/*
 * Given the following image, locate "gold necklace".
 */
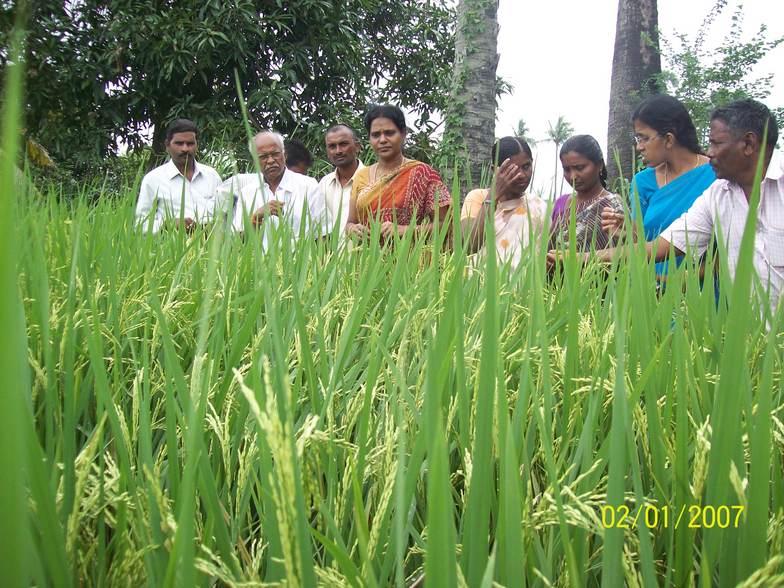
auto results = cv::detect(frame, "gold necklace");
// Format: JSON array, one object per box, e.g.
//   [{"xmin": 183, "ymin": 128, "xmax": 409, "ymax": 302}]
[{"xmin": 374, "ymin": 157, "xmax": 407, "ymax": 181}]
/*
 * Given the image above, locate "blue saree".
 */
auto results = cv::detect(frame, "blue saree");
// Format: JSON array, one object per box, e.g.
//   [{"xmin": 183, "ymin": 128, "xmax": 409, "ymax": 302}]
[{"xmin": 631, "ymin": 163, "xmax": 716, "ymax": 276}]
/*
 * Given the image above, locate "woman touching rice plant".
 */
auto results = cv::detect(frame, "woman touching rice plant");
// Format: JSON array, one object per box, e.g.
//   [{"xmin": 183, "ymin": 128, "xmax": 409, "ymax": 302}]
[
  {"xmin": 549, "ymin": 134, "xmax": 624, "ymax": 251},
  {"xmin": 344, "ymin": 104, "xmax": 452, "ymax": 244},
  {"xmin": 601, "ymin": 94, "xmax": 715, "ymax": 279}
]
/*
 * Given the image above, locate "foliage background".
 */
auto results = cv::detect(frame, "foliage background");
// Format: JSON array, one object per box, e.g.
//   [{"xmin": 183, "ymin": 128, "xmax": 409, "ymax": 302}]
[
  {"xmin": 0, "ymin": 0, "xmax": 455, "ymax": 177},
  {"xmin": 658, "ymin": 0, "xmax": 783, "ymax": 145}
]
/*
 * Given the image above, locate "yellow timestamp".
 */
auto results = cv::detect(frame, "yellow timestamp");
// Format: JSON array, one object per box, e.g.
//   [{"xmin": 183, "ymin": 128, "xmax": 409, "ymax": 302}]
[{"xmin": 600, "ymin": 504, "xmax": 745, "ymax": 530}]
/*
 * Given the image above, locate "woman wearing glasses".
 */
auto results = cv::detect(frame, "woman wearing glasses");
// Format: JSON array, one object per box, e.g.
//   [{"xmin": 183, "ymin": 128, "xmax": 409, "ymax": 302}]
[{"xmin": 601, "ymin": 95, "xmax": 715, "ymax": 277}]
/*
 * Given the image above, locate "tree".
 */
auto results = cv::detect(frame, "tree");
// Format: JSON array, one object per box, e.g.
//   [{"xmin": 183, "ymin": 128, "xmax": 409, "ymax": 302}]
[
  {"xmin": 660, "ymin": 0, "xmax": 783, "ymax": 146},
  {"xmin": 606, "ymin": 0, "xmax": 662, "ymax": 185},
  {"xmin": 0, "ymin": 0, "xmax": 456, "ymax": 176},
  {"xmin": 514, "ymin": 118, "xmax": 537, "ymax": 146},
  {"xmin": 442, "ymin": 0, "xmax": 500, "ymax": 196},
  {"xmin": 546, "ymin": 116, "xmax": 573, "ymax": 198}
]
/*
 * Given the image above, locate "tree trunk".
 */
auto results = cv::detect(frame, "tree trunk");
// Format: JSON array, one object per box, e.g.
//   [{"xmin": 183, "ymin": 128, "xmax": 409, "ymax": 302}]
[
  {"xmin": 607, "ymin": 0, "xmax": 661, "ymax": 186},
  {"xmin": 442, "ymin": 0, "xmax": 499, "ymax": 200},
  {"xmin": 149, "ymin": 117, "xmax": 168, "ymax": 172}
]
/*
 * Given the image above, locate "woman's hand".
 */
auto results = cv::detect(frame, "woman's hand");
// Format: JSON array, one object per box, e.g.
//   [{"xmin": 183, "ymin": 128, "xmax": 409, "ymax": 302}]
[
  {"xmin": 492, "ymin": 158, "xmax": 524, "ymax": 200},
  {"xmin": 600, "ymin": 207, "xmax": 626, "ymax": 239},
  {"xmin": 546, "ymin": 249, "xmax": 590, "ymax": 267},
  {"xmin": 380, "ymin": 221, "xmax": 407, "ymax": 240},
  {"xmin": 346, "ymin": 222, "xmax": 371, "ymax": 240}
]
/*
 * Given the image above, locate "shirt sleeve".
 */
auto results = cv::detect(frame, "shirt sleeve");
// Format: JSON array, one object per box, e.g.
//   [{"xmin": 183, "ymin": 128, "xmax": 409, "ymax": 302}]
[
  {"xmin": 461, "ymin": 189, "xmax": 487, "ymax": 221},
  {"xmin": 659, "ymin": 188, "xmax": 715, "ymax": 256},
  {"xmin": 209, "ymin": 169, "xmax": 231, "ymax": 217},
  {"xmin": 305, "ymin": 178, "xmax": 328, "ymax": 236},
  {"xmin": 232, "ymin": 186, "xmax": 259, "ymax": 232},
  {"xmin": 135, "ymin": 174, "xmax": 164, "ymax": 233}
]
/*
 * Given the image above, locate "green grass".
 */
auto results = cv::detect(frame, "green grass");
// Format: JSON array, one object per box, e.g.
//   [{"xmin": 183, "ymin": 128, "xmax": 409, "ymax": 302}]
[
  {"xmin": 4, "ymin": 58, "xmax": 784, "ymax": 588},
  {"xmin": 4, "ymin": 171, "xmax": 782, "ymax": 586}
]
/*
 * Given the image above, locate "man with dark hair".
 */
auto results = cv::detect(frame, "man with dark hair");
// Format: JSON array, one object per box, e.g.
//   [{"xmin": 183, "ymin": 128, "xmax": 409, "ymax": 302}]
[
  {"xmin": 318, "ymin": 124, "xmax": 364, "ymax": 233},
  {"xmin": 135, "ymin": 118, "xmax": 223, "ymax": 233},
  {"xmin": 285, "ymin": 138, "xmax": 313, "ymax": 175},
  {"xmin": 554, "ymin": 98, "xmax": 783, "ymax": 313}
]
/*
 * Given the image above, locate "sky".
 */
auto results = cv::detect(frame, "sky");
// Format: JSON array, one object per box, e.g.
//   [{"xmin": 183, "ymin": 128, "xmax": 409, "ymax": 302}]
[{"xmin": 495, "ymin": 0, "xmax": 784, "ymax": 198}]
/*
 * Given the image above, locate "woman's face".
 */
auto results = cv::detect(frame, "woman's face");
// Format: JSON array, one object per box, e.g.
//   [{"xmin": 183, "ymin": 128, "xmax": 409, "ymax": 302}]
[
  {"xmin": 369, "ymin": 117, "xmax": 405, "ymax": 162},
  {"xmin": 633, "ymin": 120, "xmax": 668, "ymax": 167},
  {"xmin": 560, "ymin": 151, "xmax": 602, "ymax": 194},
  {"xmin": 503, "ymin": 151, "xmax": 533, "ymax": 194}
]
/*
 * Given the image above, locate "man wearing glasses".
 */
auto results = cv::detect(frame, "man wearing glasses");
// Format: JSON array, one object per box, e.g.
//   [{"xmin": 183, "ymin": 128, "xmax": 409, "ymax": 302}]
[{"xmin": 232, "ymin": 131, "xmax": 325, "ymax": 247}]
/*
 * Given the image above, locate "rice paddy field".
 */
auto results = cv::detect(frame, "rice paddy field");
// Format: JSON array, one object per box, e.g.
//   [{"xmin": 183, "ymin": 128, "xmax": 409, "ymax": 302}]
[{"xmin": 3, "ymin": 55, "xmax": 784, "ymax": 588}]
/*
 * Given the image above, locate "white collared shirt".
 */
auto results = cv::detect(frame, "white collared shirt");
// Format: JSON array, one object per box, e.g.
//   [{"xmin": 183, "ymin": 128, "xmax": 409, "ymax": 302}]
[
  {"xmin": 318, "ymin": 161, "xmax": 364, "ymax": 233},
  {"xmin": 661, "ymin": 150, "xmax": 784, "ymax": 311},
  {"xmin": 232, "ymin": 168, "xmax": 326, "ymax": 247},
  {"xmin": 135, "ymin": 160, "xmax": 223, "ymax": 233}
]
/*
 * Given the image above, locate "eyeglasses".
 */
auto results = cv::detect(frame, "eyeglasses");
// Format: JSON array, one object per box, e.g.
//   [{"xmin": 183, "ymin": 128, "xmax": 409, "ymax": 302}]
[{"xmin": 631, "ymin": 133, "xmax": 659, "ymax": 146}]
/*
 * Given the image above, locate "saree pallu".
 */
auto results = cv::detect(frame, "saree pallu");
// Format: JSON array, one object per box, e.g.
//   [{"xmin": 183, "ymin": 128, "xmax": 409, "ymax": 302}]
[
  {"xmin": 632, "ymin": 163, "xmax": 716, "ymax": 276},
  {"xmin": 353, "ymin": 160, "xmax": 451, "ymax": 225},
  {"xmin": 549, "ymin": 192, "xmax": 624, "ymax": 251}
]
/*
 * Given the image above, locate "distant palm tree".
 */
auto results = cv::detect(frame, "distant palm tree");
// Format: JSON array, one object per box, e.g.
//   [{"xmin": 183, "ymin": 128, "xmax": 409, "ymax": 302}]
[
  {"xmin": 546, "ymin": 116, "xmax": 573, "ymax": 198},
  {"xmin": 514, "ymin": 118, "xmax": 537, "ymax": 147}
]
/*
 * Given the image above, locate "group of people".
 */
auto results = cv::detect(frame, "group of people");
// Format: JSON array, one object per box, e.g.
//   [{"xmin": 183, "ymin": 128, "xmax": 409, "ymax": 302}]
[{"xmin": 135, "ymin": 97, "xmax": 783, "ymax": 312}]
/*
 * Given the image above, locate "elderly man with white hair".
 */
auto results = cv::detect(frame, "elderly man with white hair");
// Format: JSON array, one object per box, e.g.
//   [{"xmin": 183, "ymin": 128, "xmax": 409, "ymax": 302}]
[{"xmin": 232, "ymin": 131, "xmax": 326, "ymax": 246}]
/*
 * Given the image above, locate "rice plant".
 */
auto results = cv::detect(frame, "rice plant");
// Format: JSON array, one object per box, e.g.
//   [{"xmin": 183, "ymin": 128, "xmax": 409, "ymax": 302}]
[{"xmin": 4, "ymin": 35, "xmax": 784, "ymax": 588}]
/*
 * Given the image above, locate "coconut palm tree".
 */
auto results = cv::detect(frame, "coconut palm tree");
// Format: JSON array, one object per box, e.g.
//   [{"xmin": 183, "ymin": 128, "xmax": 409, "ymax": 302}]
[
  {"xmin": 514, "ymin": 118, "xmax": 537, "ymax": 147},
  {"xmin": 546, "ymin": 116, "xmax": 573, "ymax": 198},
  {"xmin": 443, "ymin": 0, "xmax": 500, "ymax": 196},
  {"xmin": 607, "ymin": 0, "xmax": 662, "ymax": 185}
]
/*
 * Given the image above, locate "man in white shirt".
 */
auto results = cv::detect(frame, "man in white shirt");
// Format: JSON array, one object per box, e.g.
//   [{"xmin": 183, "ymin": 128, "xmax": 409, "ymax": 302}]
[
  {"xmin": 317, "ymin": 124, "xmax": 364, "ymax": 234},
  {"xmin": 233, "ymin": 131, "xmax": 325, "ymax": 246},
  {"xmin": 564, "ymin": 99, "xmax": 783, "ymax": 312},
  {"xmin": 135, "ymin": 119, "xmax": 223, "ymax": 233}
]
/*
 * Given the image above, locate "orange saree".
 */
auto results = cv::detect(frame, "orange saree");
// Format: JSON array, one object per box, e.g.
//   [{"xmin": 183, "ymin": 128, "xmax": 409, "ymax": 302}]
[{"xmin": 352, "ymin": 160, "xmax": 451, "ymax": 226}]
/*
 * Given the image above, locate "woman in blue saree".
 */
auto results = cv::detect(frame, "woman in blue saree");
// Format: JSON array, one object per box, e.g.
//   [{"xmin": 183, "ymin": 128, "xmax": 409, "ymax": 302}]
[{"xmin": 602, "ymin": 94, "xmax": 716, "ymax": 277}]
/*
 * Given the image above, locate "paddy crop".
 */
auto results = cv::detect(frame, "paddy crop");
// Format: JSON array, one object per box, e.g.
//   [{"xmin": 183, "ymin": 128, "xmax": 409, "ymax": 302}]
[
  {"xmin": 2, "ymin": 171, "xmax": 781, "ymax": 587},
  {"xmin": 3, "ymin": 48, "xmax": 784, "ymax": 588}
]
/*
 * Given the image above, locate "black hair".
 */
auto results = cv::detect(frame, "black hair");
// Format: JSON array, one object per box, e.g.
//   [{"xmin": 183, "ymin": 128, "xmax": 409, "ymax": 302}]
[
  {"xmin": 560, "ymin": 134, "xmax": 608, "ymax": 188},
  {"xmin": 633, "ymin": 94, "xmax": 702, "ymax": 154},
  {"xmin": 514, "ymin": 137, "xmax": 534, "ymax": 159},
  {"xmin": 711, "ymin": 98, "xmax": 779, "ymax": 153},
  {"xmin": 165, "ymin": 118, "xmax": 198, "ymax": 142},
  {"xmin": 284, "ymin": 139, "xmax": 313, "ymax": 168},
  {"xmin": 326, "ymin": 124, "xmax": 359, "ymax": 142},
  {"xmin": 363, "ymin": 104, "xmax": 407, "ymax": 133},
  {"xmin": 490, "ymin": 136, "xmax": 524, "ymax": 166}
]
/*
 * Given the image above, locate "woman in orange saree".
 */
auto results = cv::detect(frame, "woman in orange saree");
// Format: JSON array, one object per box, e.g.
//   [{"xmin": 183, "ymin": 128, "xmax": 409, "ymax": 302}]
[{"xmin": 345, "ymin": 104, "xmax": 451, "ymax": 242}]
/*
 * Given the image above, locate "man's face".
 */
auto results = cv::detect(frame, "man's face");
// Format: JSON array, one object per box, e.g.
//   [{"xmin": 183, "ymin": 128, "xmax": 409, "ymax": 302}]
[
  {"xmin": 166, "ymin": 131, "xmax": 198, "ymax": 169},
  {"xmin": 707, "ymin": 118, "xmax": 752, "ymax": 182},
  {"xmin": 255, "ymin": 135, "xmax": 286, "ymax": 184},
  {"xmin": 325, "ymin": 128, "xmax": 360, "ymax": 168}
]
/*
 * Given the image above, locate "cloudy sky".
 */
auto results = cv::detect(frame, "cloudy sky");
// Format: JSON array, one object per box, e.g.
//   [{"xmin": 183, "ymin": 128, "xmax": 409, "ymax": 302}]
[{"xmin": 494, "ymin": 0, "xmax": 784, "ymax": 197}]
